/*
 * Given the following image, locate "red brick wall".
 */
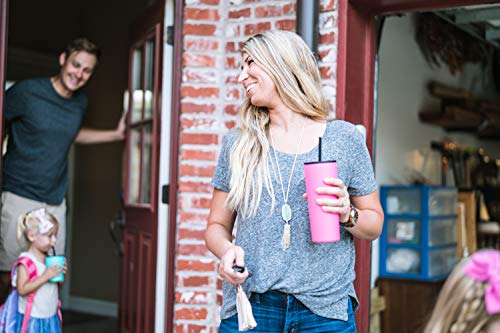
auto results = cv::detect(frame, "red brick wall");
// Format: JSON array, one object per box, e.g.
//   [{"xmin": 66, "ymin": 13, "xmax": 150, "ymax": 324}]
[
  {"xmin": 318, "ymin": 0, "xmax": 337, "ymax": 111},
  {"xmin": 174, "ymin": 0, "xmax": 338, "ymax": 331}
]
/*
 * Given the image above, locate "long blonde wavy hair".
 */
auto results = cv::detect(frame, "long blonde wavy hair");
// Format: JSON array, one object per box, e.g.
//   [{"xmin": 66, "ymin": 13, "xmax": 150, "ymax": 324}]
[
  {"xmin": 423, "ymin": 255, "xmax": 500, "ymax": 333},
  {"xmin": 226, "ymin": 30, "xmax": 330, "ymax": 217}
]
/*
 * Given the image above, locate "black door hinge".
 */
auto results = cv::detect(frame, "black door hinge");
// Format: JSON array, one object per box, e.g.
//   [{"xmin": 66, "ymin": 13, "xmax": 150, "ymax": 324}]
[
  {"xmin": 166, "ymin": 26, "xmax": 174, "ymax": 46},
  {"xmin": 162, "ymin": 184, "xmax": 170, "ymax": 204}
]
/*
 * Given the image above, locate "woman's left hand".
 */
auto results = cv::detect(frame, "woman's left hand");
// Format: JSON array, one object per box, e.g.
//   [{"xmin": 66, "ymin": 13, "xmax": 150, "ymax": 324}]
[{"xmin": 314, "ymin": 177, "xmax": 351, "ymax": 223}]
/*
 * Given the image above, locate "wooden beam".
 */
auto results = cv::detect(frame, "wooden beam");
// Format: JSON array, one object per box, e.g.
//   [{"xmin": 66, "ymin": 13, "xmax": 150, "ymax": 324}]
[
  {"xmin": 454, "ymin": 6, "xmax": 500, "ymax": 24},
  {"xmin": 351, "ymin": 0, "xmax": 500, "ymax": 16},
  {"xmin": 486, "ymin": 26, "xmax": 500, "ymax": 40}
]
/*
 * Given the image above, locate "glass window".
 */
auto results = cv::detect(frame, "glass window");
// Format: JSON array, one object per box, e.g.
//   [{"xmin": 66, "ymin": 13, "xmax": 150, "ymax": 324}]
[
  {"xmin": 140, "ymin": 124, "xmax": 153, "ymax": 204},
  {"xmin": 126, "ymin": 36, "xmax": 157, "ymax": 206},
  {"xmin": 144, "ymin": 40, "xmax": 155, "ymax": 120},
  {"xmin": 131, "ymin": 48, "xmax": 143, "ymax": 123},
  {"xmin": 128, "ymin": 128, "xmax": 141, "ymax": 203}
]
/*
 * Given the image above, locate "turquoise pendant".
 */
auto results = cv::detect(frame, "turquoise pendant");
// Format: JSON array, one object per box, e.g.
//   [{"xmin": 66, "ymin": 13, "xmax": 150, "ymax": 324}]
[{"xmin": 281, "ymin": 204, "xmax": 292, "ymax": 223}]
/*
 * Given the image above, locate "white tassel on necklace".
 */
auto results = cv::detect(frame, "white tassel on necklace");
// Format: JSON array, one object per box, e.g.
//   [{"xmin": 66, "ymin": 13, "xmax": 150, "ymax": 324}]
[
  {"xmin": 236, "ymin": 285, "xmax": 257, "ymax": 331},
  {"xmin": 281, "ymin": 223, "xmax": 291, "ymax": 250},
  {"xmin": 269, "ymin": 124, "xmax": 305, "ymax": 251}
]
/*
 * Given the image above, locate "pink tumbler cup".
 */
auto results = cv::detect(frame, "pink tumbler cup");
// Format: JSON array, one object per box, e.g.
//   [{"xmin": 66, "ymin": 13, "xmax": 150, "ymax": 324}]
[{"xmin": 304, "ymin": 161, "xmax": 340, "ymax": 243}]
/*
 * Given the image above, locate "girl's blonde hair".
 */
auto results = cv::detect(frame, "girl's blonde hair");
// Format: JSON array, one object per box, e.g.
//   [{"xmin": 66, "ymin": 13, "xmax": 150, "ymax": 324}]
[
  {"xmin": 423, "ymin": 255, "xmax": 500, "ymax": 333},
  {"xmin": 17, "ymin": 207, "xmax": 59, "ymax": 243},
  {"xmin": 227, "ymin": 30, "xmax": 330, "ymax": 217}
]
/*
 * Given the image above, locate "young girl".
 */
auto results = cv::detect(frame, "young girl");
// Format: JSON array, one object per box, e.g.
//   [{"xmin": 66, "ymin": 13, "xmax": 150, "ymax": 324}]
[
  {"xmin": 423, "ymin": 249, "xmax": 500, "ymax": 333},
  {"xmin": 14, "ymin": 207, "xmax": 66, "ymax": 333}
]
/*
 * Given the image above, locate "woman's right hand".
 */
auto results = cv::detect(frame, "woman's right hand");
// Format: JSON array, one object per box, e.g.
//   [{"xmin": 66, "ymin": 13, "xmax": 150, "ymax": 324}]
[{"xmin": 218, "ymin": 245, "xmax": 249, "ymax": 285}]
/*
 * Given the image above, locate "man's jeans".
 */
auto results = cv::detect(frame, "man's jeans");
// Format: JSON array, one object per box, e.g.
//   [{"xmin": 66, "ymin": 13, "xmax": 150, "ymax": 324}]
[{"xmin": 219, "ymin": 290, "xmax": 357, "ymax": 333}]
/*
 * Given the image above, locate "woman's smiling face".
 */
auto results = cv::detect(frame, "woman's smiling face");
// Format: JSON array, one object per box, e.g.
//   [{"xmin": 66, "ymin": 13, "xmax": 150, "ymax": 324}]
[{"xmin": 237, "ymin": 52, "xmax": 280, "ymax": 108}]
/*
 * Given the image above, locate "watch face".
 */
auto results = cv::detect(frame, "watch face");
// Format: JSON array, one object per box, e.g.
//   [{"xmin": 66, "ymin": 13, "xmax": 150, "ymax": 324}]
[
  {"xmin": 348, "ymin": 205, "xmax": 358, "ymax": 227},
  {"xmin": 341, "ymin": 205, "xmax": 358, "ymax": 228},
  {"xmin": 352, "ymin": 207, "xmax": 358, "ymax": 220}
]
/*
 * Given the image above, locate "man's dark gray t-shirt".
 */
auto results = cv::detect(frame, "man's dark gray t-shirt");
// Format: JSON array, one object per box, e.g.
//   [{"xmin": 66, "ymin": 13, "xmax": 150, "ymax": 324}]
[
  {"xmin": 3, "ymin": 78, "xmax": 87, "ymax": 204},
  {"xmin": 212, "ymin": 120, "xmax": 377, "ymax": 321}
]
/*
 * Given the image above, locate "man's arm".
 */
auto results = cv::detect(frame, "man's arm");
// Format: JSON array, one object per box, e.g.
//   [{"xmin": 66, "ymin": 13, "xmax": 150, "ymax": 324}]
[
  {"xmin": 2, "ymin": 119, "xmax": 9, "ymax": 142},
  {"xmin": 74, "ymin": 111, "xmax": 126, "ymax": 144}
]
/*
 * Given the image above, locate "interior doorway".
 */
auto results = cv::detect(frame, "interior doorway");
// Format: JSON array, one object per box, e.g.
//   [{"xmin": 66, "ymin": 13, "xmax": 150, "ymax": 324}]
[
  {"xmin": 338, "ymin": 1, "xmax": 500, "ymax": 332},
  {"xmin": 4, "ymin": 0, "xmax": 153, "ymax": 327},
  {"xmin": 337, "ymin": 0, "xmax": 500, "ymax": 332}
]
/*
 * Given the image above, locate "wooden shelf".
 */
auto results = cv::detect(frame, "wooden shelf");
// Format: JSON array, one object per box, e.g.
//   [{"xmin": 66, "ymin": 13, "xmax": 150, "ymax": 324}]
[
  {"xmin": 419, "ymin": 107, "xmax": 483, "ymax": 131},
  {"xmin": 420, "ymin": 81, "xmax": 500, "ymax": 139}
]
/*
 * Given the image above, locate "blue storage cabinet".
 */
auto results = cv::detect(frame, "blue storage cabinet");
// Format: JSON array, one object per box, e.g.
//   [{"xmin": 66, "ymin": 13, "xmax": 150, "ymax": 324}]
[{"xmin": 379, "ymin": 185, "xmax": 458, "ymax": 280}]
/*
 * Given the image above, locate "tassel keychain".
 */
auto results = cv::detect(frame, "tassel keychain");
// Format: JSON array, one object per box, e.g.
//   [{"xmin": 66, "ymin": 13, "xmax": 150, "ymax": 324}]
[
  {"xmin": 236, "ymin": 284, "xmax": 257, "ymax": 331},
  {"xmin": 232, "ymin": 266, "xmax": 256, "ymax": 331}
]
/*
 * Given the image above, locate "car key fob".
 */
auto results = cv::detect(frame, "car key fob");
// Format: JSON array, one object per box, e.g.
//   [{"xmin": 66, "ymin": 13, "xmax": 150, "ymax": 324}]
[{"xmin": 232, "ymin": 265, "xmax": 245, "ymax": 273}]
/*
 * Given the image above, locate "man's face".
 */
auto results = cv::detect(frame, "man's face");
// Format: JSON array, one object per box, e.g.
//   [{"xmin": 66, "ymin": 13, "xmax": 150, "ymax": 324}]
[{"xmin": 58, "ymin": 50, "xmax": 97, "ymax": 93}]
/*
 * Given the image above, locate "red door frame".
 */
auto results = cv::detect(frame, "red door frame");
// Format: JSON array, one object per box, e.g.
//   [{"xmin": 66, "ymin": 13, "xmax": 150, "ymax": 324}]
[
  {"xmin": 164, "ymin": 1, "xmax": 184, "ymax": 332},
  {"xmin": 337, "ymin": 1, "xmax": 496, "ymax": 332},
  {"xmin": 336, "ymin": 4, "xmax": 375, "ymax": 333}
]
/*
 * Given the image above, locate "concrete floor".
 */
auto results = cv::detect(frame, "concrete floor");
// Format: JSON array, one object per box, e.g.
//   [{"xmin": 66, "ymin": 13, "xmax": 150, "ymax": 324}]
[{"xmin": 62, "ymin": 311, "xmax": 117, "ymax": 333}]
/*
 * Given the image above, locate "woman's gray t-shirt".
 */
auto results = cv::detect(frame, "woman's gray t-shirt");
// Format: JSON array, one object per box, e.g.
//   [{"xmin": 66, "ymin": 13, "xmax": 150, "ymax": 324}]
[{"xmin": 211, "ymin": 120, "xmax": 377, "ymax": 321}]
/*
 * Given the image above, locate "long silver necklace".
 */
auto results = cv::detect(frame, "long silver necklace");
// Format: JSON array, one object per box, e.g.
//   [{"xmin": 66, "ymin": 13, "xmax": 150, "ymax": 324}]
[{"xmin": 269, "ymin": 123, "xmax": 305, "ymax": 251}]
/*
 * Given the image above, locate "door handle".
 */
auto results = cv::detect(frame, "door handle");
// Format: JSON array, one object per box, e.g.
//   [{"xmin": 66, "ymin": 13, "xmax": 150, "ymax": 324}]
[{"xmin": 109, "ymin": 208, "xmax": 125, "ymax": 256}]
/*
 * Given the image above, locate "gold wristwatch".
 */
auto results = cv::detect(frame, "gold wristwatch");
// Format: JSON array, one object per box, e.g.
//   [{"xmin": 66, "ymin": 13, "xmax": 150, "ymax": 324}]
[{"xmin": 341, "ymin": 204, "xmax": 358, "ymax": 228}]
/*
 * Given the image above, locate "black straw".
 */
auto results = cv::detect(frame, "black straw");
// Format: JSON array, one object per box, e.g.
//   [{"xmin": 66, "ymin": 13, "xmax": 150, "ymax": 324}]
[
  {"xmin": 318, "ymin": 137, "xmax": 322, "ymax": 161},
  {"xmin": 52, "ymin": 246, "xmax": 56, "ymax": 256}
]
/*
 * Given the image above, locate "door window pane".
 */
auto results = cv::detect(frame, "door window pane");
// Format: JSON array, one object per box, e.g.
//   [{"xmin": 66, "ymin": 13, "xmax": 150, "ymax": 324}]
[
  {"xmin": 144, "ymin": 40, "xmax": 155, "ymax": 120},
  {"xmin": 128, "ymin": 128, "xmax": 141, "ymax": 203},
  {"xmin": 126, "ymin": 35, "xmax": 158, "ymax": 206},
  {"xmin": 131, "ymin": 48, "xmax": 143, "ymax": 123},
  {"xmin": 140, "ymin": 124, "xmax": 153, "ymax": 204}
]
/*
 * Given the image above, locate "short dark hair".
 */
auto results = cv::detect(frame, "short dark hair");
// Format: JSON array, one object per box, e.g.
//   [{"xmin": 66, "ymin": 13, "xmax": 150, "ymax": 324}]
[{"xmin": 64, "ymin": 38, "xmax": 101, "ymax": 63}]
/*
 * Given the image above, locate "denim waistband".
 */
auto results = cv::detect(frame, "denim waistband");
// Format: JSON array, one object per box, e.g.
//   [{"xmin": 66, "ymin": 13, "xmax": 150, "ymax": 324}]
[{"xmin": 250, "ymin": 290, "xmax": 296, "ymax": 307}]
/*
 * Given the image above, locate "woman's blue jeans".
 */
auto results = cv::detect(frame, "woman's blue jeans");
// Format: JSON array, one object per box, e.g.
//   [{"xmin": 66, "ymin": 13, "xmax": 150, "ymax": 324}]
[{"xmin": 219, "ymin": 291, "xmax": 357, "ymax": 333}]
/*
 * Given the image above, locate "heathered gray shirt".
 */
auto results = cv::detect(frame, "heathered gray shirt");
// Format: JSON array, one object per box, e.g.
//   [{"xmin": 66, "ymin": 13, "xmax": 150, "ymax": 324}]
[{"xmin": 211, "ymin": 120, "xmax": 377, "ymax": 321}]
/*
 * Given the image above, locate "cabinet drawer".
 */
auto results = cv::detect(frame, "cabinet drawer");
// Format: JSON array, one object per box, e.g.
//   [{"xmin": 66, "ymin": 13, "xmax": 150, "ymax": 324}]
[
  {"xmin": 386, "ymin": 248, "xmax": 420, "ymax": 274},
  {"xmin": 428, "ymin": 218, "xmax": 457, "ymax": 246},
  {"xmin": 429, "ymin": 188, "xmax": 457, "ymax": 216},
  {"xmin": 428, "ymin": 247, "xmax": 457, "ymax": 276},
  {"xmin": 386, "ymin": 189, "xmax": 421, "ymax": 215},
  {"xmin": 386, "ymin": 218, "xmax": 420, "ymax": 244}
]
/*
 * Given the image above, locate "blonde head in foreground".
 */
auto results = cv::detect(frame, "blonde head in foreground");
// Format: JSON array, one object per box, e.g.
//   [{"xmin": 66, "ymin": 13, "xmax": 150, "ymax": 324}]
[{"xmin": 424, "ymin": 250, "xmax": 500, "ymax": 333}]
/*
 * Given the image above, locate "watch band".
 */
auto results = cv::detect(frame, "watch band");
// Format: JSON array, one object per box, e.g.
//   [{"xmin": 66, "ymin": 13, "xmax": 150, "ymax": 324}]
[{"xmin": 340, "ymin": 204, "xmax": 358, "ymax": 228}]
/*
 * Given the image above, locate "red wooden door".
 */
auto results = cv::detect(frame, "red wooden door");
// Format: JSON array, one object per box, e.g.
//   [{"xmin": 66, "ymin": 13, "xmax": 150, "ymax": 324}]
[
  {"xmin": 120, "ymin": 5, "xmax": 163, "ymax": 333},
  {"xmin": 337, "ymin": 1, "xmax": 494, "ymax": 332}
]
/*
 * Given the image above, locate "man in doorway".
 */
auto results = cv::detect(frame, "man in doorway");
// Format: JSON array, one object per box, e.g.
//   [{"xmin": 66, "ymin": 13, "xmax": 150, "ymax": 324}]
[{"xmin": 0, "ymin": 38, "xmax": 126, "ymax": 302}]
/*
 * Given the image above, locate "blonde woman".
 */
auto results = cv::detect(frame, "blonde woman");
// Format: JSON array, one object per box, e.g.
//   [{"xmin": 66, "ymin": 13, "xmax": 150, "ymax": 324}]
[
  {"xmin": 423, "ymin": 250, "xmax": 500, "ymax": 333},
  {"xmin": 205, "ymin": 30, "xmax": 384, "ymax": 332}
]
